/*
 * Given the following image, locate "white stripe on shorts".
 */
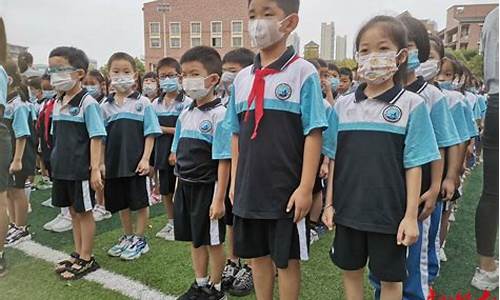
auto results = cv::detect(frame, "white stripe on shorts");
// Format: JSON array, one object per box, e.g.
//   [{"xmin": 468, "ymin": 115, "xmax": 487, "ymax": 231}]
[
  {"xmin": 209, "ymin": 182, "xmax": 220, "ymax": 246},
  {"xmin": 420, "ymin": 217, "xmax": 431, "ymax": 299},
  {"xmin": 296, "ymin": 218, "xmax": 309, "ymax": 261},
  {"xmin": 82, "ymin": 180, "xmax": 92, "ymax": 212}
]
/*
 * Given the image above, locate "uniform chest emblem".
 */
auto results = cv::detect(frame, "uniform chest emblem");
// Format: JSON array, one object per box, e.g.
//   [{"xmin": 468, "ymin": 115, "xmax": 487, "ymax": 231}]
[
  {"xmin": 175, "ymin": 102, "xmax": 184, "ymax": 112},
  {"xmin": 382, "ymin": 105, "xmax": 402, "ymax": 123},
  {"xmin": 135, "ymin": 103, "xmax": 143, "ymax": 112},
  {"xmin": 69, "ymin": 107, "xmax": 80, "ymax": 116},
  {"xmin": 275, "ymin": 83, "xmax": 292, "ymax": 101},
  {"xmin": 199, "ymin": 120, "xmax": 213, "ymax": 134}
]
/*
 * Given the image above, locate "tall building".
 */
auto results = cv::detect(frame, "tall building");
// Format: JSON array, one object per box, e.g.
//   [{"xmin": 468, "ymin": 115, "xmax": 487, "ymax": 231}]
[
  {"xmin": 335, "ymin": 35, "xmax": 347, "ymax": 61},
  {"xmin": 287, "ymin": 32, "xmax": 301, "ymax": 53},
  {"xmin": 143, "ymin": 0, "xmax": 255, "ymax": 71},
  {"xmin": 304, "ymin": 41, "xmax": 320, "ymax": 60},
  {"xmin": 439, "ymin": 3, "xmax": 498, "ymax": 50},
  {"xmin": 7, "ymin": 43, "xmax": 28, "ymax": 63},
  {"xmin": 320, "ymin": 22, "xmax": 335, "ymax": 61}
]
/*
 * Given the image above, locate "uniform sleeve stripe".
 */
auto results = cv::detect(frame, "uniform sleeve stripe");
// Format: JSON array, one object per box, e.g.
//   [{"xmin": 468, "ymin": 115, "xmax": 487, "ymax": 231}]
[
  {"xmin": 339, "ymin": 122, "xmax": 406, "ymax": 135},
  {"xmin": 235, "ymin": 98, "xmax": 301, "ymax": 115},
  {"xmin": 180, "ymin": 130, "xmax": 213, "ymax": 144}
]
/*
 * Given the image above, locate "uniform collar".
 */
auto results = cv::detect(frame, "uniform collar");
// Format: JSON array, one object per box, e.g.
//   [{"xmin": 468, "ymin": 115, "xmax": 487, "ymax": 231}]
[
  {"xmin": 354, "ymin": 82, "xmax": 406, "ymax": 104},
  {"xmin": 106, "ymin": 91, "xmax": 141, "ymax": 103},
  {"xmin": 159, "ymin": 91, "xmax": 184, "ymax": 103},
  {"xmin": 58, "ymin": 88, "xmax": 87, "ymax": 107},
  {"xmin": 7, "ymin": 92, "xmax": 18, "ymax": 103},
  {"xmin": 189, "ymin": 98, "xmax": 221, "ymax": 111},
  {"xmin": 405, "ymin": 76, "xmax": 428, "ymax": 94},
  {"xmin": 252, "ymin": 46, "xmax": 296, "ymax": 73}
]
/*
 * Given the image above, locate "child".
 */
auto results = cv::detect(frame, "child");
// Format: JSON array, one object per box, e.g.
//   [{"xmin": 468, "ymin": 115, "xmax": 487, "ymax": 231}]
[
  {"xmin": 328, "ymin": 63, "xmax": 341, "ymax": 100},
  {"xmin": 317, "ymin": 59, "xmax": 335, "ymax": 105},
  {"xmin": 142, "ymin": 72, "xmax": 159, "ymax": 101},
  {"xmin": 172, "ymin": 46, "xmax": 231, "ymax": 299},
  {"xmin": 83, "ymin": 70, "xmax": 107, "ymax": 104},
  {"xmin": 219, "ymin": 48, "xmax": 255, "ymax": 296},
  {"xmin": 338, "ymin": 67, "xmax": 353, "ymax": 95},
  {"xmin": 3, "ymin": 59, "xmax": 36, "ymax": 247},
  {"xmin": 322, "ymin": 16, "xmax": 440, "ymax": 299},
  {"xmin": 152, "ymin": 57, "xmax": 191, "ymax": 241},
  {"xmin": 48, "ymin": 46, "xmax": 106, "ymax": 279},
  {"xmin": 226, "ymin": 1, "xmax": 327, "ymax": 299},
  {"xmin": 100, "ymin": 52, "xmax": 161, "ymax": 261}
]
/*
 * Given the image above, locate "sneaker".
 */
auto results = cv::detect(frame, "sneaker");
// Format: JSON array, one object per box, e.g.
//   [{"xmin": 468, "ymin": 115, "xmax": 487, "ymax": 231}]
[
  {"xmin": 120, "ymin": 236, "xmax": 150, "ymax": 260},
  {"xmin": 177, "ymin": 282, "xmax": 206, "ymax": 300},
  {"xmin": 50, "ymin": 214, "xmax": 73, "ymax": 233},
  {"xmin": 5, "ymin": 226, "xmax": 31, "ymax": 247},
  {"xmin": 449, "ymin": 211, "xmax": 456, "ymax": 222},
  {"xmin": 108, "ymin": 235, "xmax": 133, "ymax": 257},
  {"xmin": 36, "ymin": 178, "xmax": 52, "ymax": 190},
  {"xmin": 43, "ymin": 213, "xmax": 65, "ymax": 231},
  {"xmin": 230, "ymin": 265, "xmax": 254, "ymax": 297},
  {"xmin": 310, "ymin": 229, "xmax": 320, "ymax": 245},
  {"xmin": 0, "ymin": 253, "xmax": 6, "ymax": 277},
  {"xmin": 471, "ymin": 267, "xmax": 499, "ymax": 291},
  {"xmin": 201, "ymin": 284, "xmax": 227, "ymax": 300},
  {"xmin": 92, "ymin": 205, "xmax": 112, "ymax": 222},
  {"xmin": 222, "ymin": 259, "xmax": 241, "ymax": 291},
  {"xmin": 41, "ymin": 198, "xmax": 54, "ymax": 208},
  {"xmin": 439, "ymin": 248, "xmax": 448, "ymax": 262},
  {"xmin": 155, "ymin": 223, "xmax": 175, "ymax": 241},
  {"xmin": 315, "ymin": 223, "xmax": 327, "ymax": 237},
  {"xmin": 6, "ymin": 224, "xmax": 16, "ymax": 238}
]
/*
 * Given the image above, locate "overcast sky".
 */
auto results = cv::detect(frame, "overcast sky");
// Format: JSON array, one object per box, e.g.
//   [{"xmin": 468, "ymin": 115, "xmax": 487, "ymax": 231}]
[{"xmin": 0, "ymin": 0, "xmax": 496, "ymax": 66}]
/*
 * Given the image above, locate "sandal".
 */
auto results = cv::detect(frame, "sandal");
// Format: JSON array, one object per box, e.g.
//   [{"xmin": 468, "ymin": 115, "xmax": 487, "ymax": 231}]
[
  {"xmin": 54, "ymin": 252, "xmax": 79, "ymax": 274},
  {"xmin": 59, "ymin": 257, "xmax": 100, "ymax": 281}
]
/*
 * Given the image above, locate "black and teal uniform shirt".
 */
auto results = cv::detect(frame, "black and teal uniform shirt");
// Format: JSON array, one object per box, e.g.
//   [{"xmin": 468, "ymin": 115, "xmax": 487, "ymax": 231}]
[
  {"xmin": 443, "ymin": 89, "xmax": 479, "ymax": 138},
  {"xmin": 171, "ymin": 98, "xmax": 231, "ymax": 183},
  {"xmin": 100, "ymin": 92, "xmax": 161, "ymax": 179},
  {"xmin": 2, "ymin": 93, "xmax": 37, "ymax": 175},
  {"xmin": 51, "ymin": 89, "xmax": 106, "ymax": 181},
  {"xmin": 225, "ymin": 46, "xmax": 328, "ymax": 220},
  {"xmin": 152, "ymin": 91, "xmax": 192, "ymax": 170},
  {"xmin": 323, "ymin": 83, "xmax": 441, "ymax": 234}
]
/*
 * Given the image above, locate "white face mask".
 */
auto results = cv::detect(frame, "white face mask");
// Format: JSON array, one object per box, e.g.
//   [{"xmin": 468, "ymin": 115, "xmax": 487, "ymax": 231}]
[
  {"xmin": 51, "ymin": 71, "xmax": 77, "ymax": 92},
  {"xmin": 221, "ymin": 71, "xmax": 237, "ymax": 84},
  {"xmin": 182, "ymin": 77, "xmax": 210, "ymax": 100},
  {"xmin": 142, "ymin": 83, "xmax": 158, "ymax": 97},
  {"xmin": 248, "ymin": 17, "xmax": 288, "ymax": 49},
  {"xmin": 356, "ymin": 50, "xmax": 401, "ymax": 85},
  {"xmin": 416, "ymin": 59, "xmax": 440, "ymax": 81},
  {"xmin": 111, "ymin": 74, "xmax": 135, "ymax": 93}
]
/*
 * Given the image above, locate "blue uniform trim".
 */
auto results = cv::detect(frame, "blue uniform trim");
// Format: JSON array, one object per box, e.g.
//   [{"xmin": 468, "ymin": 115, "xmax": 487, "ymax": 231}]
[
  {"xmin": 212, "ymin": 122, "xmax": 232, "ymax": 160},
  {"xmin": 12, "ymin": 105, "xmax": 31, "ymax": 138},
  {"xmin": 225, "ymin": 85, "xmax": 240, "ymax": 134},
  {"xmin": 84, "ymin": 103, "xmax": 107, "ymax": 138},
  {"xmin": 171, "ymin": 119, "xmax": 181, "ymax": 153},
  {"xmin": 0, "ymin": 67, "xmax": 7, "ymax": 107},
  {"xmin": 143, "ymin": 105, "xmax": 162, "ymax": 137},
  {"xmin": 462, "ymin": 102, "xmax": 479, "ymax": 138},
  {"xmin": 430, "ymin": 98, "xmax": 461, "ymax": 148},
  {"xmin": 156, "ymin": 111, "xmax": 182, "ymax": 117},
  {"xmin": 235, "ymin": 98, "xmax": 301, "ymax": 115},
  {"xmin": 449, "ymin": 103, "xmax": 471, "ymax": 143},
  {"xmin": 53, "ymin": 114, "xmax": 85, "ymax": 123},
  {"xmin": 404, "ymin": 102, "xmax": 441, "ymax": 168},
  {"xmin": 322, "ymin": 108, "xmax": 338, "ymax": 159},
  {"xmin": 300, "ymin": 74, "xmax": 328, "ymax": 135},
  {"xmin": 106, "ymin": 112, "xmax": 143, "ymax": 124},
  {"xmin": 180, "ymin": 130, "xmax": 213, "ymax": 143},
  {"xmin": 339, "ymin": 122, "xmax": 407, "ymax": 135}
]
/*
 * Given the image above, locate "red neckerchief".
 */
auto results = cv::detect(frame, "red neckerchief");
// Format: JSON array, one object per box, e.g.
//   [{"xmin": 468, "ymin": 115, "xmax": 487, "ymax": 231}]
[{"xmin": 245, "ymin": 55, "xmax": 299, "ymax": 139}]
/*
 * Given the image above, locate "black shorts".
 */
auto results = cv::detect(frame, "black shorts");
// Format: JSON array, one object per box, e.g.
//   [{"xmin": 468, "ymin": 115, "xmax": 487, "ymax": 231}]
[
  {"xmin": 233, "ymin": 217, "xmax": 309, "ymax": 269},
  {"xmin": 52, "ymin": 179, "xmax": 95, "ymax": 213},
  {"xmin": 104, "ymin": 176, "xmax": 150, "ymax": 213},
  {"xmin": 0, "ymin": 124, "xmax": 11, "ymax": 192},
  {"xmin": 159, "ymin": 167, "xmax": 176, "ymax": 196},
  {"xmin": 313, "ymin": 175, "xmax": 323, "ymax": 194},
  {"xmin": 224, "ymin": 183, "xmax": 233, "ymax": 226},
  {"xmin": 331, "ymin": 224, "xmax": 407, "ymax": 282},
  {"xmin": 9, "ymin": 172, "xmax": 30, "ymax": 189},
  {"xmin": 174, "ymin": 180, "xmax": 225, "ymax": 248}
]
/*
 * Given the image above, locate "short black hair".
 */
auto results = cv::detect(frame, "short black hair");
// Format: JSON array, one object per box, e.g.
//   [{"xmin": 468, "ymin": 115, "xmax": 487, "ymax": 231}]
[
  {"xmin": 18, "ymin": 51, "xmax": 33, "ymax": 73},
  {"xmin": 398, "ymin": 15, "xmax": 430, "ymax": 62},
  {"xmin": 306, "ymin": 59, "xmax": 320, "ymax": 70},
  {"xmin": 443, "ymin": 52, "xmax": 460, "ymax": 78},
  {"xmin": 429, "ymin": 34, "xmax": 445, "ymax": 59},
  {"xmin": 87, "ymin": 69, "xmax": 106, "ymax": 83},
  {"xmin": 355, "ymin": 15, "xmax": 408, "ymax": 85},
  {"xmin": 157, "ymin": 57, "xmax": 181, "ymax": 75},
  {"xmin": 143, "ymin": 71, "xmax": 158, "ymax": 81},
  {"xmin": 26, "ymin": 76, "xmax": 42, "ymax": 90},
  {"xmin": 339, "ymin": 67, "xmax": 353, "ymax": 81},
  {"xmin": 180, "ymin": 46, "xmax": 222, "ymax": 76},
  {"xmin": 248, "ymin": 0, "xmax": 300, "ymax": 15},
  {"xmin": 328, "ymin": 63, "xmax": 340, "ymax": 73},
  {"xmin": 41, "ymin": 73, "xmax": 51, "ymax": 81},
  {"xmin": 222, "ymin": 48, "xmax": 255, "ymax": 69},
  {"xmin": 49, "ymin": 46, "xmax": 89, "ymax": 72},
  {"xmin": 107, "ymin": 52, "xmax": 136, "ymax": 72},
  {"xmin": 316, "ymin": 58, "xmax": 328, "ymax": 68}
]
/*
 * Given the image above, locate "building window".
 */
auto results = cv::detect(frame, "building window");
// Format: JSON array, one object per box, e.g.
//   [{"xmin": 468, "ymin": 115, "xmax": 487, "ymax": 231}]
[
  {"xmin": 149, "ymin": 22, "xmax": 161, "ymax": 49},
  {"xmin": 461, "ymin": 25, "xmax": 470, "ymax": 38},
  {"xmin": 150, "ymin": 38, "xmax": 161, "ymax": 48},
  {"xmin": 169, "ymin": 22, "xmax": 181, "ymax": 48},
  {"xmin": 231, "ymin": 20, "xmax": 243, "ymax": 48},
  {"xmin": 211, "ymin": 21, "xmax": 222, "ymax": 48},
  {"xmin": 191, "ymin": 22, "xmax": 202, "ymax": 47}
]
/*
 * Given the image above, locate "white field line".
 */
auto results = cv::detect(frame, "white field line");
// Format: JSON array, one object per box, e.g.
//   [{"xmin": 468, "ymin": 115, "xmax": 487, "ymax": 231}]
[{"xmin": 13, "ymin": 240, "xmax": 176, "ymax": 300}]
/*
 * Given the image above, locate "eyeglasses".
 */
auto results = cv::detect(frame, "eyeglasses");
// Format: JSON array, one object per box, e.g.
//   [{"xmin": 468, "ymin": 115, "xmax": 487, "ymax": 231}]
[
  {"xmin": 47, "ymin": 67, "xmax": 76, "ymax": 75},
  {"xmin": 159, "ymin": 74, "xmax": 179, "ymax": 80}
]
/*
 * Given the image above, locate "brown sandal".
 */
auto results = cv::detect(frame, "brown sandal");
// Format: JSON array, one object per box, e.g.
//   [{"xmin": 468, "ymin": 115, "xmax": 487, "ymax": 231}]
[
  {"xmin": 59, "ymin": 257, "xmax": 100, "ymax": 281},
  {"xmin": 55, "ymin": 252, "xmax": 79, "ymax": 274}
]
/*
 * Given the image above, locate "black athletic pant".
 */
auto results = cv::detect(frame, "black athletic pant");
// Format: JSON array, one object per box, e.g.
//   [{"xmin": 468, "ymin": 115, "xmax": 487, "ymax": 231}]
[{"xmin": 475, "ymin": 93, "xmax": 499, "ymax": 257}]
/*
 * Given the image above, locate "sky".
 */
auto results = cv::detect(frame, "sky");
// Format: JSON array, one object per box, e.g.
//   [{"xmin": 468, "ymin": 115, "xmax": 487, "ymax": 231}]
[{"xmin": 0, "ymin": 0, "xmax": 496, "ymax": 66}]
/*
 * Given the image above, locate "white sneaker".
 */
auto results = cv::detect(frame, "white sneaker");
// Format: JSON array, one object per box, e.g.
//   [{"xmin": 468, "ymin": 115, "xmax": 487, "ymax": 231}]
[
  {"xmin": 27, "ymin": 203, "xmax": 32, "ymax": 214},
  {"xmin": 41, "ymin": 198, "xmax": 53, "ymax": 208},
  {"xmin": 43, "ymin": 214, "xmax": 64, "ymax": 231},
  {"xmin": 310, "ymin": 229, "xmax": 320, "ymax": 245},
  {"xmin": 93, "ymin": 205, "xmax": 112, "ymax": 222},
  {"xmin": 471, "ymin": 267, "xmax": 499, "ymax": 291},
  {"xmin": 50, "ymin": 214, "xmax": 73, "ymax": 233},
  {"xmin": 449, "ymin": 211, "xmax": 456, "ymax": 222},
  {"xmin": 439, "ymin": 248, "xmax": 448, "ymax": 262},
  {"xmin": 156, "ymin": 223, "xmax": 175, "ymax": 241}
]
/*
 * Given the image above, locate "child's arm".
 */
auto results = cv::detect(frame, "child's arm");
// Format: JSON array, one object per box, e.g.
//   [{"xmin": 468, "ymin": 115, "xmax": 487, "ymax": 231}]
[
  {"xmin": 9, "ymin": 138, "xmax": 26, "ymax": 173},
  {"xmin": 10, "ymin": 105, "xmax": 31, "ymax": 173},
  {"xmin": 229, "ymin": 134, "xmax": 239, "ymax": 204},
  {"xmin": 441, "ymin": 144, "xmax": 460, "ymax": 200},
  {"xmin": 139, "ymin": 103, "xmax": 162, "ymax": 175},
  {"xmin": 398, "ymin": 166, "xmax": 421, "ymax": 246},
  {"xmin": 319, "ymin": 156, "xmax": 330, "ymax": 178},
  {"xmin": 322, "ymin": 159, "xmax": 335, "ymax": 230},
  {"xmin": 136, "ymin": 136, "xmax": 154, "ymax": 176},
  {"xmin": 286, "ymin": 128, "xmax": 322, "ymax": 223},
  {"xmin": 160, "ymin": 126, "xmax": 176, "ymax": 135},
  {"xmin": 90, "ymin": 138, "xmax": 103, "ymax": 191},
  {"xmin": 419, "ymin": 149, "xmax": 445, "ymax": 220},
  {"xmin": 210, "ymin": 159, "xmax": 230, "ymax": 220}
]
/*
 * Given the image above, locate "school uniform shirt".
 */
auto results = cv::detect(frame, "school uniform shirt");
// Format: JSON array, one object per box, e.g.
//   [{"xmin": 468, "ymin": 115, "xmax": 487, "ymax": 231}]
[
  {"xmin": 51, "ymin": 89, "xmax": 106, "ymax": 181},
  {"xmin": 323, "ymin": 83, "xmax": 441, "ymax": 234},
  {"xmin": 442, "ymin": 89, "xmax": 478, "ymax": 138},
  {"xmin": 171, "ymin": 98, "xmax": 231, "ymax": 183},
  {"xmin": 225, "ymin": 46, "xmax": 328, "ymax": 220},
  {"xmin": 436, "ymin": 87, "xmax": 470, "ymax": 144},
  {"xmin": 477, "ymin": 94, "xmax": 488, "ymax": 118},
  {"xmin": 322, "ymin": 98, "xmax": 334, "ymax": 158},
  {"xmin": 464, "ymin": 91, "xmax": 482, "ymax": 121},
  {"xmin": 0, "ymin": 66, "xmax": 7, "ymax": 109},
  {"xmin": 2, "ymin": 93, "xmax": 37, "ymax": 175},
  {"xmin": 100, "ymin": 91, "xmax": 161, "ymax": 179},
  {"xmin": 152, "ymin": 91, "xmax": 192, "ymax": 170}
]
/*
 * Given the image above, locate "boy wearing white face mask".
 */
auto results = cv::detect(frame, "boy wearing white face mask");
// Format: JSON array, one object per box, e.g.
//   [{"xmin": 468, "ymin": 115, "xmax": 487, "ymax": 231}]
[
  {"xmin": 100, "ymin": 52, "xmax": 162, "ymax": 261},
  {"xmin": 171, "ymin": 46, "xmax": 231, "ymax": 299},
  {"xmin": 219, "ymin": 48, "xmax": 255, "ymax": 106},
  {"xmin": 48, "ymin": 46, "xmax": 107, "ymax": 280}
]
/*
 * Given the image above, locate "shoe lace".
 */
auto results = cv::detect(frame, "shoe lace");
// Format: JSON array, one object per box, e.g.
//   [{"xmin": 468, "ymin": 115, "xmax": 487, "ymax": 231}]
[{"xmin": 234, "ymin": 267, "xmax": 253, "ymax": 288}]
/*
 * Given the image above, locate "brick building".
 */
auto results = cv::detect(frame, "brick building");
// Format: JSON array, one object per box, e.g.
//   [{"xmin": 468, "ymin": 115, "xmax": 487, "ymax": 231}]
[
  {"xmin": 304, "ymin": 41, "xmax": 320, "ymax": 60},
  {"xmin": 143, "ymin": 0, "xmax": 256, "ymax": 72},
  {"xmin": 439, "ymin": 3, "xmax": 498, "ymax": 50}
]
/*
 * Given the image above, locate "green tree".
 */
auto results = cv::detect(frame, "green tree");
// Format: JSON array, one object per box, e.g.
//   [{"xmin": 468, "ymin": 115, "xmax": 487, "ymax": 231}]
[
  {"xmin": 98, "ymin": 57, "xmax": 146, "ymax": 79},
  {"xmin": 448, "ymin": 49, "xmax": 484, "ymax": 79}
]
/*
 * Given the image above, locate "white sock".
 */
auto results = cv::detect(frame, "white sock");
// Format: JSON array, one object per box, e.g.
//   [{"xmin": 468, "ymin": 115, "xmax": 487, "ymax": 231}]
[
  {"xmin": 61, "ymin": 207, "xmax": 70, "ymax": 216},
  {"xmin": 196, "ymin": 276, "xmax": 209, "ymax": 287},
  {"xmin": 213, "ymin": 282, "xmax": 222, "ymax": 291}
]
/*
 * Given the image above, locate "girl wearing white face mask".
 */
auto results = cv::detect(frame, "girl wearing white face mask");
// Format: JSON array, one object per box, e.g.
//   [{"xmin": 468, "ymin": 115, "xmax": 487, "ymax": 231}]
[
  {"xmin": 142, "ymin": 72, "xmax": 159, "ymax": 101},
  {"xmin": 83, "ymin": 70, "xmax": 107, "ymax": 104}
]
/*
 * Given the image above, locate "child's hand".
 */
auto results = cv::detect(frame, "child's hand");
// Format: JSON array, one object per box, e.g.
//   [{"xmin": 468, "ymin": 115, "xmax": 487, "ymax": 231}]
[
  {"xmin": 135, "ymin": 159, "xmax": 150, "ymax": 176},
  {"xmin": 99, "ymin": 164, "xmax": 106, "ymax": 178},
  {"xmin": 168, "ymin": 153, "xmax": 176, "ymax": 166},
  {"xmin": 90, "ymin": 168, "xmax": 104, "ymax": 192},
  {"xmin": 319, "ymin": 162, "xmax": 329, "ymax": 179},
  {"xmin": 9, "ymin": 160, "xmax": 22, "ymax": 174},
  {"xmin": 286, "ymin": 186, "xmax": 313, "ymax": 223},
  {"xmin": 418, "ymin": 188, "xmax": 439, "ymax": 221},
  {"xmin": 397, "ymin": 216, "xmax": 419, "ymax": 246},
  {"xmin": 440, "ymin": 177, "xmax": 456, "ymax": 201},
  {"xmin": 321, "ymin": 205, "xmax": 335, "ymax": 231},
  {"xmin": 321, "ymin": 78, "xmax": 332, "ymax": 93},
  {"xmin": 209, "ymin": 200, "xmax": 225, "ymax": 220}
]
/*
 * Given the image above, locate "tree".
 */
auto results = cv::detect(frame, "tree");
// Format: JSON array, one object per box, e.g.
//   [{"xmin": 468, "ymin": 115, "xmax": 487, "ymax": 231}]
[
  {"xmin": 98, "ymin": 57, "xmax": 146, "ymax": 79},
  {"xmin": 448, "ymin": 48, "xmax": 484, "ymax": 79}
]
